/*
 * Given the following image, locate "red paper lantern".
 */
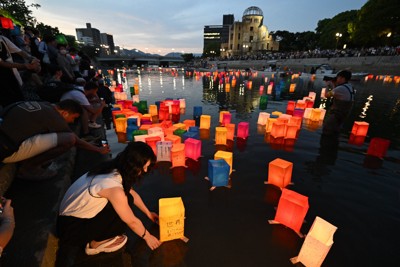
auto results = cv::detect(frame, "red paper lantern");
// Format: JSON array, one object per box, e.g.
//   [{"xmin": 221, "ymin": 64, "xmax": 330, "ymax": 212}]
[
  {"xmin": 270, "ymin": 188, "xmax": 309, "ymax": 235},
  {"xmin": 367, "ymin": 137, "xmax": 390, "ymax": 158},
  {"xmin": 351, "ymin": 121, "xmax": 369, "ymax": 136}
]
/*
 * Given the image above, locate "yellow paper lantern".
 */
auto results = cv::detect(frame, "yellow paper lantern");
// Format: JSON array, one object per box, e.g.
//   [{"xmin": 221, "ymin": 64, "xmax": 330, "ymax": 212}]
[
  {"xmin": 159, "ymin": 197, "xmax": 185, "ymax": 242},
  {"xmin": 215, "ymin": 127, "xmax": 227, "ymax": 145},
  {"xmin": 200, "ymin": 115, "xmax": 211, "ymax": 129}
]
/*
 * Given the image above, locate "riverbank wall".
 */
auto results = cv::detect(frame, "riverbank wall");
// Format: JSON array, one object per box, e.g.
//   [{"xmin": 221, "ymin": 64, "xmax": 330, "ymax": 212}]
[{"xmin": 217, "ymin": 55, "xmax": 400, "ymax": 75}]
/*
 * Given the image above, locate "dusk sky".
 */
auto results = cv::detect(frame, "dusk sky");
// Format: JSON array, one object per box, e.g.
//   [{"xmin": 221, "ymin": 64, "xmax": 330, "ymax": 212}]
[{"xmin": 26, "ymin": 0, "xmax": 368, "ymax": 55}]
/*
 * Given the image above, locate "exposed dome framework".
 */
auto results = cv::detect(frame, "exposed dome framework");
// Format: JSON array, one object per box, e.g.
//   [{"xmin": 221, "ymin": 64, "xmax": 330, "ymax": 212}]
[{"xmin": 243, "ymin": 6, "xmax": 263, "ymax": 17}]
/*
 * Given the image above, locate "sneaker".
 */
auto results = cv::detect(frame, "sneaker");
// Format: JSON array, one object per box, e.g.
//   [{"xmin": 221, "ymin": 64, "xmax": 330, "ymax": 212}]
[
  {"xmin": 88, "ymin": 121, "xmax": 102, "ymax": 128},
  {"xmin": 85, "ymin": 235, "xmax": 128, "ymax": 255}
]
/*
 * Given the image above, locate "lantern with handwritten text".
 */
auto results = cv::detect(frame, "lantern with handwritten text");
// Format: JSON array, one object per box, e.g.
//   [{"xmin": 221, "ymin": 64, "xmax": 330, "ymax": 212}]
[
  {"xmin": 171, "ymin": 143, "xmax": 186, "ymax": 168},
  {"xmin": 159, "ymin": 197, "xmax": 185, "ymax": 242},
  {"xmin": 156, "ymin": 141, "xmax": 172, "ymax": 162},
  {"xmin": 215, "ymin": 127, "xmax": 227, "ymax": 145},
  {"xmin": 200, "ymin": 115, "xmax": 211, "ymax": 129}
]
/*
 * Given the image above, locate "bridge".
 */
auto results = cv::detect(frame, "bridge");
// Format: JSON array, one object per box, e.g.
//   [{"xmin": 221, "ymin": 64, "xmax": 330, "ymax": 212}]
[{"xmin": 96, "ymin": 54, "xmax": 185, "ymax": 67}]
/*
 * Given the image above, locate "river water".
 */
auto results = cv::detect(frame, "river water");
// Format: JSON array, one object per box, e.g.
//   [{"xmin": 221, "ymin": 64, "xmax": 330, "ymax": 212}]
[{"xmin": 117, "ymin": 69, "xmax": 399, "ymax": 267}]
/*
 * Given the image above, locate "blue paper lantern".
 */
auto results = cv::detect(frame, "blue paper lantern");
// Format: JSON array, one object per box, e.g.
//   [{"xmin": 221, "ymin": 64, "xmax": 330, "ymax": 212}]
[{"xmin": 208, "ymin": 159, "xmax": 230, "ymax": 187}]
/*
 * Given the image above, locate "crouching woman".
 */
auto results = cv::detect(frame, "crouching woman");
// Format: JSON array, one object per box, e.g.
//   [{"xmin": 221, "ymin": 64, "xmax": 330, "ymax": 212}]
[{"xmin": 56, "ymin": 142, "xmax": 161, "ymax": 266}]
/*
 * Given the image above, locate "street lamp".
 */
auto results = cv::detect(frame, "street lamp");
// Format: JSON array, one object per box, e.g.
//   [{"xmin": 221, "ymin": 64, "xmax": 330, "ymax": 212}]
[{"xmin": 335, "ymin": 32, "xmax": 342, "ymax": 49}]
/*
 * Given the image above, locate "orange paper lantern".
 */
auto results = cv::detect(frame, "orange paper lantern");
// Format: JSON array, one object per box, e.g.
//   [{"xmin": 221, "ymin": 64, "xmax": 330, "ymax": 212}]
[
  {"xmin": 215, "ymin": 127, "xmax": 227, "ymax": 145},
  {"xmin": 267, "ymin": 158, "xmax": 293, "ymax": 188},
  {"xmin": 171, "ymin": 143, "xmax": 186, "ymax": 168}
]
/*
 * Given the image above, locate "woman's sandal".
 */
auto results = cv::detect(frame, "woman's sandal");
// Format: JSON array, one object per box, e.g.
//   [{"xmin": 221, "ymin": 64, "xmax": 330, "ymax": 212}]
[{"xmin": 85, "ymin": 235, "xmax": 128, "ymax": 255}]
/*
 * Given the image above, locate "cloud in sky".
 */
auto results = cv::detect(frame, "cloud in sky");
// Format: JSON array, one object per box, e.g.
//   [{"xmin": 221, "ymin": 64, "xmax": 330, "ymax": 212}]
[{"xmin": 26, "ymin": 0, "xmax": 368, "ymax": 55}]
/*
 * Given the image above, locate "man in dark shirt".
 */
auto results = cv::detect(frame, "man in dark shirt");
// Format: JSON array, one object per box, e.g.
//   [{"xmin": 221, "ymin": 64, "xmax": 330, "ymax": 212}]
[{"xmin": 0, "ymin": 100, "xmax": 110, "ymax": 180}]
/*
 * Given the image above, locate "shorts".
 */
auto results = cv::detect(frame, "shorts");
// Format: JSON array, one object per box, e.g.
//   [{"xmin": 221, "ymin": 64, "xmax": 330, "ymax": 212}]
[{"xmin": 2, "ymin": 133, "xmax": 58, "ymax": 163}]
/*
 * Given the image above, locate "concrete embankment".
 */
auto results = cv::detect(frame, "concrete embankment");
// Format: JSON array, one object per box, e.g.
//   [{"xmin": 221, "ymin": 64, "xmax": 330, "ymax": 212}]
[{"xmin": 217, "ymin": 56, "xmax": 400, "ymax": 75}]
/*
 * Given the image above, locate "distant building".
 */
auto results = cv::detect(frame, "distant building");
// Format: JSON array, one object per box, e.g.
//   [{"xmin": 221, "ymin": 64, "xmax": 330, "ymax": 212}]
[
  {"xmin": 76, "ymin": 23, "xmax": 101, "ymax": 47},
  {"xmin": 100, "ymin": 33, "xmax": 115, "ymax": 55},
  {"xmin": 203, "ymin": 6, "xmax": 279, "ymax": 57}
]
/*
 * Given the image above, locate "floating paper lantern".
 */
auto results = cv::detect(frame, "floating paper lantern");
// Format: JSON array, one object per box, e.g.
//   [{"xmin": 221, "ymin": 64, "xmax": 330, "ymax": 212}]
[
  {"xmin": 115, "ymin": 117, "xmax": 127, "ymax": 133},
  {"xmin": 193, "ymin": 106, "xmax": 202, "ymax": 119},
  {"xmin": 207, "ymin": 159, "xmax": 230, "ymax": 187},
  {"xmin": 156, "ymin": 141, "xmax": 172, "ymax": 162},
  {"xmin": 289, "ymin": 116, "xmax": 302, "ymax": 129},
  {"xmin": 200, "ymin": 115, "xmax": 211, "ymax": 129},
  {"xmin": 149, "ymin": 104, "xmax": 158, "ymax": 116},
  {"xmin": 225, "ymin": 123, "xmax": 235, "ymax": 140},
  {"xmin": 183, "ymin": 119, "xmax": 196, "ymax": 131},
  {"xmin": 266, "ymin": 118, "xmax": 277, "ymax": 133},
  {"xmin": 237, "ymin": 122, "xmax": 249, "ymax": 139},
  {"xmin": 320, "ymin": 88, "xmax": 326, "ymax": 99},
  {"xmin": 145, "ymin": 136, "xmax": 161, "ymax": 155},
  {"xmin": 267, "ymin": 158, "xmax": 293, "ymax": 188},
  {"xmin": 270, "ymin": 122, "xmax": 286, "ymax": 138},
  {"xmin": 259, "ymin": 95, "xmax": 268, "ymax": 110},
  {"xmin": 222, "ymin": 113, "xmax": 232, "ymax": 126},
  {"xmin": 138, "ymin": 100, "xmax": 148, "ymax": 114},
  {"xmin": 293, "ymin": 108, "xmax": 305, "ymax": 118},
  {"xmin": 257, "ymin": 112, "xmax": 270, "ymax": 125},
  {"xmin": 310, "ymin": 108, "xmax": 322, "ymax": 122},
  {"xmin": 306, "ymin": 100, "xmax": 314, "ymax": 109},
  {"xmin": 285, "ymin": 123, "xmax": 299, "ymax": 139},
  {"xmin": 126, "ymin": 121, "xmax": 139, "ymax": 142},
  {"xmin": 367, "ymin": 137, "xmax": 390, "ymax": 158},
  {"xmin": 351, "ymin": 121, "xmax": 369, "ymax": 136},
  {"xmin": 182, "ymin": 131, "xmax": 198, "ymax": 142},
  {"xmin": 159, "ymin": 197, "xmax": 185, "ymax": 242},
  {"xmin": 291, "ymin": 216, "xmax": 337, "ymax": 267},
  {"xmin": 214, "ymin": 150, "xmax": 233, "ymax": 174},
  {"xmin": 267, "ymin": 84, "xmax": 273, "ymax": 95},
  {"xmin": 171, "ymin": 143, "xmax": 186, "ymax": 168},
  {"xmin": 286, "ymin": 101, "xmax": 295, "ymax": 115},
  {"xmin": 303, "ymin": 108, "xmax": 313, "ymax": 119},
  {"xmin": 219, "ymin": 111, "xmax": 230, "ymax": 124},
  {"xmin": 165, "ymin": 134, "xmax": 181, "ymax": 144},
  {"xmin": 188, "ymin": 126, "xmax": 200, "ymax": 139},
  {"xmin": 215, "ymin": 127, "xmax": 227, "ymax": 145},
  {"xmin": 296, "ymin": 100, "xmax": 306, "ymax": 109},
  {"xmin": 269, "ymin": 188, "xmax": 309, "ymax": 236},
  {"xmin": 179, "ymin": 98, "xmax": 186, "ymax": 108},
  {"xmin": 289, "ymin": 83, "xmax": 296, "ymax": 93},
  {"xmin": 158, "ymin": 106, "xmax": 169, "ymax": 121},
  {"xmin": 184, "ymin": 138, "xmax": 201, "ymax": 160}
]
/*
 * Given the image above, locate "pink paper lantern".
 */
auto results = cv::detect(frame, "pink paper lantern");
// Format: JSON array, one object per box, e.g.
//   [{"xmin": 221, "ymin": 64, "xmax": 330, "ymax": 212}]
[
  {"xmin": 184, "ymin": 138, "xmax": 201, "ymax": 160},
  {"xmin": 237, "ymin": 122, "xmax": 249, "ymax": 139}
]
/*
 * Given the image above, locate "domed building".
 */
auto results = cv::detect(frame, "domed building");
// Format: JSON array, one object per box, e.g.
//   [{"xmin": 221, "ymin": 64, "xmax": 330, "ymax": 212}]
[
  {"xmin": 203, "ymin": 6, "xmax": 279, "ymax": 57},
  {"xmin": 224, "ymin": 6, "xmax": 279, "ymax": 57}
]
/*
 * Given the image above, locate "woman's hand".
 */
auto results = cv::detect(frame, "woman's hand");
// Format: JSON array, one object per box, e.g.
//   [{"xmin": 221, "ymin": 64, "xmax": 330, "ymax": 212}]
[
  {"xmin": 143, "ymin": 232, "xmax": 161, "ymax": 250},
  {"xmin": 147, "ymin": 212, "xmax": 159, "ymax": 224}
]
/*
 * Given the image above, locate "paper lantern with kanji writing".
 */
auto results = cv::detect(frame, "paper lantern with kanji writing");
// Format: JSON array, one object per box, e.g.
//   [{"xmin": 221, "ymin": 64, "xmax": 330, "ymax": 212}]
[
  {"xmin": 269, "ymin": 188, "xmax": 309, "ymax": 236},
  {"xmin": 215, "ymin": 127, "xmax": 227, "ymax": 145},
  {"xmin": 214, "ymin": 150, "xmax": 233, "ymax": 174},
  {"xmin": 351, "ymin": 121, "xmax": 369, "ymax": 136},
  {"xmin": 159, "ymin": 197, "xmax": 185, "ymax": 242},
  {"xmin": 171, "ymin": 143, "xmax": 186, "ymax": 168},
  {"xmin": 257, "ymin": 112, "xmax": 270, "ymax": 125},
  {"xmin": 156, "ymin": 141, "xmax": 172, "ymax": 162},
  {"xmin": 184, "ymin": 138, "xmax": 201, "ymax": 160},
  {"xmin": 267, "ymin": 158, "xmax": 293, "ymax": 188},
  {"xmin": 237, "ymin": 122, "xmax": 249, "ymax": 139},
  {"xmin": 290, "ymin": 216, "xmax": 337, "ymax": 267},
  {"xmin": 207, "ymin": 159, "xmax": 230, "ymax": 187},
  {"xmin": 367, "ymin": 137, "xmax": 390, "ymax": 158}
]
